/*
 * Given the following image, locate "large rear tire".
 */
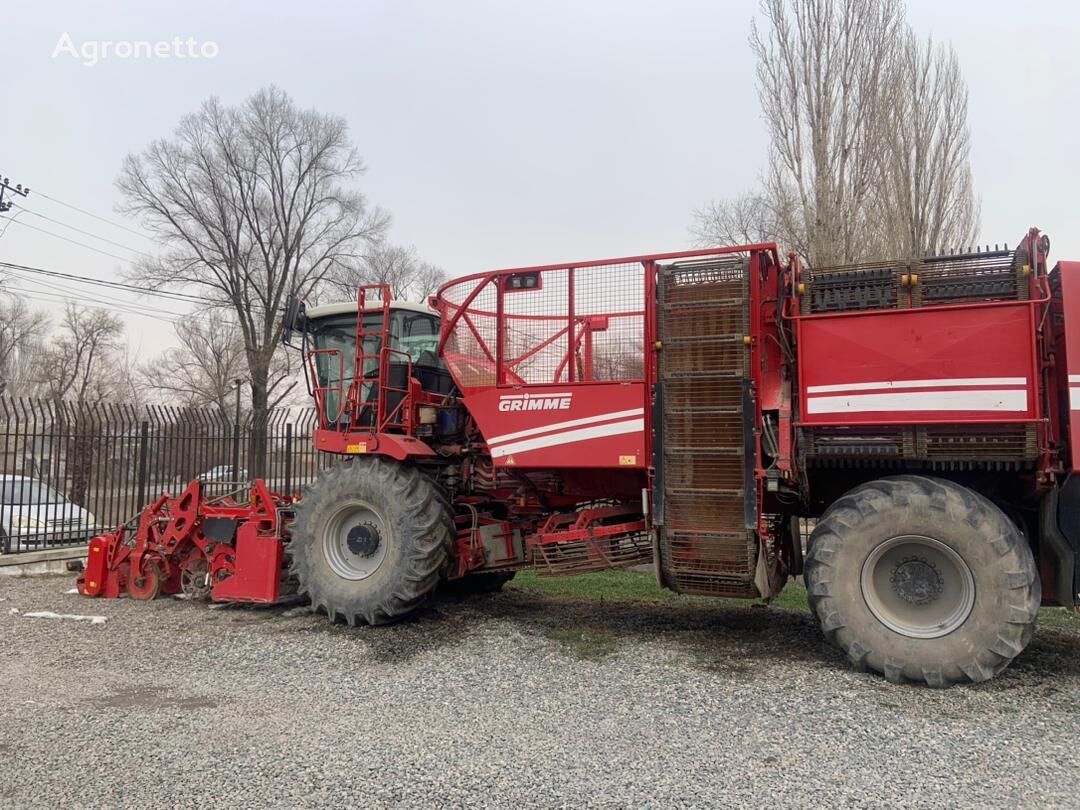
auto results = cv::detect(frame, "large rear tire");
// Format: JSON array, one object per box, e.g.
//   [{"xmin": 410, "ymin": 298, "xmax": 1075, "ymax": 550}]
[
  {"xmin": 288, "ymin": 458, "xmax": 452, "ymax": 626},
  {"xmin": 804, "ymin": 475, "xmax": 1040, "ymax": 686}
]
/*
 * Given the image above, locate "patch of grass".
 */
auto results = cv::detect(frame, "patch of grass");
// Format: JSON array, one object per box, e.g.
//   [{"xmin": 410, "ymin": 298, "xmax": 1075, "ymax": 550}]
[
  {"xmin": 1038, "ymin": 607, "xmax": 1080, "ymax": 629},
  {"xmin": 770, "ymin": 581, "xmax": 810, "ymax": 612},
  {"xmin": 509, "ymin": 569, "xmax": 673, "ymax": 602},
  {"xmin": 542, "ymin": 625, "xmax": 617, "ymax": 660},
  {"xmin": 508, "ymin": 568, "xmax": 812, "ymax": 613}
]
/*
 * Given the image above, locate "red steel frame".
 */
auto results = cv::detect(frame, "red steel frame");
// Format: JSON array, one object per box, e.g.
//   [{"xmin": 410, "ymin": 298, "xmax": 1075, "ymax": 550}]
[
  {"xmin": 787, "ymin": 228, "xmax": 1060, "ymax": 485},
  {"xmin": 435, "ymin": 244, "xmax": 782, "ymax": 473}
]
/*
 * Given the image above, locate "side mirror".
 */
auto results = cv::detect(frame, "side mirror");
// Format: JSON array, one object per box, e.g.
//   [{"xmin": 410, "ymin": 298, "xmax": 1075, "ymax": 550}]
[{"xmin": 281, "ymin": 296, "xmax": 305, "ymax": 346}]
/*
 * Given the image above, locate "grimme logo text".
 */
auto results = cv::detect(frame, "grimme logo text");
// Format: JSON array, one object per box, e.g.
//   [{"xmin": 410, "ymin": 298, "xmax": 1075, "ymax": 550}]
[{"xmin": 498, "ymin": 393, "xmax": 572, "ymax": 412}]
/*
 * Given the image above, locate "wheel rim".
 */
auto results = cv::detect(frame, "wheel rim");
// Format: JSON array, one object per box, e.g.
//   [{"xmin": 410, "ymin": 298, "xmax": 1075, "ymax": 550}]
[
  {"xmin": 181, "ymin": 552, "xmax": 212, "ymax": 600},
  {"xmin": 322, "ymin": 502, "xmax": 387, "ymax": 581},
  {"xmin": 129, "ymin": 559, "xmax": 163, "ymax": 601},
  {"xmin": 860, "ymin": 535, "xmax": 975, "ymax": 639}
]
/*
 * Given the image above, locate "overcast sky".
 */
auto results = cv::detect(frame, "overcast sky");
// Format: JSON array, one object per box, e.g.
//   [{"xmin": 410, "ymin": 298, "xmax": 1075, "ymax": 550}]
[{"xmin": 2, "ymin": 0, "xmax": 1078, "ymax": 360}]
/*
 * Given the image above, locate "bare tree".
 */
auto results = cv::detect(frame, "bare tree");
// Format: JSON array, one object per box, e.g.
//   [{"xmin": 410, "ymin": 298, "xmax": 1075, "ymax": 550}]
[
  {"xmin": 411, "ymin": 261, "xmax": 449, "ymax": 302},
  {"xmin": 696, "ymin": 1, "xmax": 978, "ymax": 266},
  {"xmin": 117, "ymin": 86, "xmax": 388, "ymax": 475},
  {"xmin": 691, "ymin": 191, "xmax": 778, "ymax": 248},
  {"xmin": 25, "ymin": 305, "xmax": 137, "ymax": 505},
  {"xmin": 323, "ymin": 242, "xmax": 447, "ymax": 303},
  {"xmin": 874, "ymin": 34, "xmax": 979, "ymax": 256},
  {"xmin": 34, "ymin": 305, "xmax": 130, "ymax": 404},
  {"xmin": 0, "ymin": 293, "xmax": 49, "ymax": 397},
  {"xmin": 143, "ymin": 315, "xmax": 298, "ymax": 422},
  {"xmin": 750, "ymin": 0, "xmax": 905, "ymax": 265}
]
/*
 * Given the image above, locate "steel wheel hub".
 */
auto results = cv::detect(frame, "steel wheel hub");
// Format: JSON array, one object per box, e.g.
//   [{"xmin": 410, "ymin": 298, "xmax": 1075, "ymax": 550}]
[
  {"xmin": 181, "ymin": 553, "xmax": 212, "ymax": 600},
  {"xmin": 323, "ymin": 503, "xmax": 387, "ymax": 580},
  {"xmin": 861, "ymin": 535, "xmax": 975, "ymax": 639}
]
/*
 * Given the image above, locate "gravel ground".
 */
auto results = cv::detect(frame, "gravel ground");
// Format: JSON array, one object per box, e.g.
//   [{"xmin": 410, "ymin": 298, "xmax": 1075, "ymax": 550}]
[{"xmin": 2, "ymin": 575, "xmax": 1079, "ymax": 809}]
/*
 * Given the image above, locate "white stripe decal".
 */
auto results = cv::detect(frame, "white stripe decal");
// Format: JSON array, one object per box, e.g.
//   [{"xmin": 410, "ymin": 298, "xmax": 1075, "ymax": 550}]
[
  {"xmin": 1071, "ymin": 386, "xmax": 1080, "ymax": 410},
  {"xmin": 491, "ymin": 418, "xmax": 644, "ymax": 458},
  {"xmin": 806, "ymin": 377, "xmax": 1027, "ymax": 394},
  {"xmin": 487, "ymin": 408, "xmax": 645, "ymax": 446},
  {"xmin": 1069, "ymin": 375, "xmax": 1080, "ymax": 384},
  {"xmin": 807, "ymin": 389, "xmax": 1028, "ymax": 414}
]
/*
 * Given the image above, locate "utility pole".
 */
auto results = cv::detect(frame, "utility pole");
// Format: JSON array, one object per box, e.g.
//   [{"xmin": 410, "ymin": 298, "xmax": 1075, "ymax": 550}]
[{"xmin": 0, "ymin": 175, "xmax": 30, "ymax": 213}]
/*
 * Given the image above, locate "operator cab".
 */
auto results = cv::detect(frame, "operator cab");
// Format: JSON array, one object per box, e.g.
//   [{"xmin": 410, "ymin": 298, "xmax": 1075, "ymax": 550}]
[{"xmin": 300, "ymin": 300, "xmax": 455, "ymax": 428}]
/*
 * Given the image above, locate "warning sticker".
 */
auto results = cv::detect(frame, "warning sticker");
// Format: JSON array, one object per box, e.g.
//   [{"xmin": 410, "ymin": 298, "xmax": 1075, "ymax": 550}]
[{"xmin": 619, "ymin": 455, "xmax": 637, "ymax": 466}]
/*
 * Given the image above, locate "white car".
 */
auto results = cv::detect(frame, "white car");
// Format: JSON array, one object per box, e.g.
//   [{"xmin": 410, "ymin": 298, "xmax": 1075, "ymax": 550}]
[
  {"xmin": 197, "ymin": 465, "xmax": 248, "ymax": 483},
  {"xmin": 0, "ymin": 475, "xmax": 100, "ymax": 553}
]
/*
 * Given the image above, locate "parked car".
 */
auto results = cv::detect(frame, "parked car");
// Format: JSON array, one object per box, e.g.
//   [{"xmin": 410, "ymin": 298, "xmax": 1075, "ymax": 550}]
[
  {"xmin": 196, "ymin": 465, "xmax": 249, "ymax": 483},
  {"xmin": 0, "ymin": 475, "xmax": 100, "ymax": 552}
]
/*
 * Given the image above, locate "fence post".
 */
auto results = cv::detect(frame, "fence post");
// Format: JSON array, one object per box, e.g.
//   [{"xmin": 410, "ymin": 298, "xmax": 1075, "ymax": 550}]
[
  {"xmin": 136, "ymin": 419, "xmax": 150, "ymax": 509},
  {"xmin": 284, "ymin": 422, "xmax": 294, "ymax": 493},
  {"xmin": 231, "ymin": 415, "xmax": 241, "ymax": 483}
]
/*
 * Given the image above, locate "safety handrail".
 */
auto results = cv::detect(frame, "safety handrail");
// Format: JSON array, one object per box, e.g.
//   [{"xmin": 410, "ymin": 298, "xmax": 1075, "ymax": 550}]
[{"xmin": 377, "ymin": 346, "xmax": 413, "ymax": 433}]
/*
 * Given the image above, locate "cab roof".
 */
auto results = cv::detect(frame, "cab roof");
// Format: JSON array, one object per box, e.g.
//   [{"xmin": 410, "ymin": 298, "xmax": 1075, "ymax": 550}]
[{"xmin": 304, "ymin": 300, "xmax": 437, "ymax": 320}]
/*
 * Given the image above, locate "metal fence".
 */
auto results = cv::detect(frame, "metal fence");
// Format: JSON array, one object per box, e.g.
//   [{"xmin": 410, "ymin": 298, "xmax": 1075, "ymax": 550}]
[{"xmin": 0, "ymin": 398, "xmax": 334, "ymax": 554}]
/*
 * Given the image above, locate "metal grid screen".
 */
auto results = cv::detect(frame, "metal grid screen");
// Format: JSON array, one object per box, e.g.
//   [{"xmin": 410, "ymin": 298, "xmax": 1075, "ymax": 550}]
[
  {"xmin": 439, "ymin": 261, "xmax": 645, "ymax": 389},
  {"xmin": 439, "ymin": 276, "xmax": 499, "ymax": 389}
]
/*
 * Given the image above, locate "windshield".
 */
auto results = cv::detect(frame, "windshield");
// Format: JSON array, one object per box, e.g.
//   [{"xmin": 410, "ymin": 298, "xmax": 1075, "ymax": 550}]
[
  {"xmin": 0, "ymin": 480, "xmax": 67, "ymax": 506},
  {"xmin": 308, "ymin": 309, "xmax": 445, "ymax": 421}
]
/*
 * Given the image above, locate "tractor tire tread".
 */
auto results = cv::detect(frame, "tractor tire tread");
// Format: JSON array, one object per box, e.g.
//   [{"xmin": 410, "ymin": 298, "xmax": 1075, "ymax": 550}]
[
  {"xmin": 287, "ymin": 458, "xmax": 452, "ymax": 626},
  {"xmin": 804, "ymin": 475, "xmax": 1039, "ymax": 686}
]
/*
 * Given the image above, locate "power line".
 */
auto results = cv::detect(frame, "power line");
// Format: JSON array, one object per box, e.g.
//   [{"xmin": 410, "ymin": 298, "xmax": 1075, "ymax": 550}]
[
  {"xmin": 0, "ymin": 260, "xmax": 220, "ymax": 305},
  {"xmin": 10, "ymin": 271, "xmax": 187, "ymax": 319},
  {"xmin": 30, "ymin": 189, "xmax": 150, "ymax": 240},
  {"xmin": 1, "ymin": 216, "xmax": 144, "ymax": 263},
  {"xmin": 4, "ymin": 284, "xmax": 185, "ymax": 323},
  {"xmin": 12, "ymin": 203, "xmax": 152, "ymax": 257},
  {"xmin": 11, "ymin": 287, "xmax": 183, "ymax": 323},
  {"xmin": 0, "ymin": 209, "xmax": 27, "ymax": 239}
]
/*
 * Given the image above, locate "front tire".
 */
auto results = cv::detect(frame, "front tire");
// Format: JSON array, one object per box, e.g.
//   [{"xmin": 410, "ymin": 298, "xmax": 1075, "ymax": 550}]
[
  {"xmin": 804, "ymin": 476, "xmax": 1040, "ymax": 686},
  {"xmin": 288, "ymin": 458, "xmax": 452, "ymax": 625}
]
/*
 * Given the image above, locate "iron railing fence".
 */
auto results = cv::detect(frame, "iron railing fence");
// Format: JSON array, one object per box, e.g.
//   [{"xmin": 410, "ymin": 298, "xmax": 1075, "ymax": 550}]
[{"xmin": 0, "ymin": 397, "xmax": 335, "ymax": 554}]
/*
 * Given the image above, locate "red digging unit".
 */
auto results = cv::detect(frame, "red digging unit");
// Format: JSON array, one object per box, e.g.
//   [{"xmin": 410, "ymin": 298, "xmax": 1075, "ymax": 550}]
[{"xmin": 80, "ymin": 227, "xmax": 1080, "ymax": 686}]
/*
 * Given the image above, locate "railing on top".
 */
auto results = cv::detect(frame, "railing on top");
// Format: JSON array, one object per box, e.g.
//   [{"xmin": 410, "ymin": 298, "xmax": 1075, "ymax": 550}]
[{"xmin": 436, "ymin": 260, "xmax": 648, "ymax": 392}]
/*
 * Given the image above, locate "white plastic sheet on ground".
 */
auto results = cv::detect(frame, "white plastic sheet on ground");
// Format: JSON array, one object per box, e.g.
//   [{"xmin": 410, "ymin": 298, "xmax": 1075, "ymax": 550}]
[{"xmin": 15, "ymin": 609, "xmax": 107, "ymax": 625}]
